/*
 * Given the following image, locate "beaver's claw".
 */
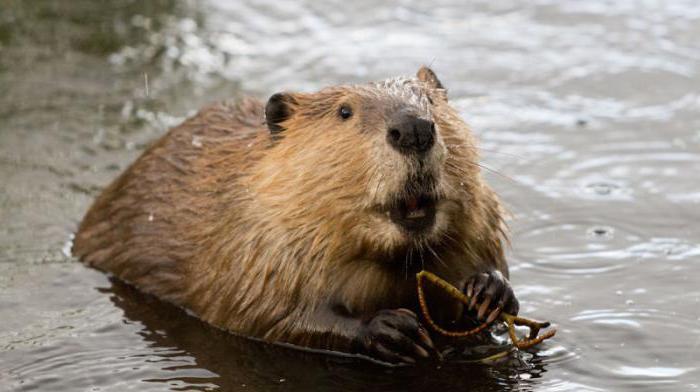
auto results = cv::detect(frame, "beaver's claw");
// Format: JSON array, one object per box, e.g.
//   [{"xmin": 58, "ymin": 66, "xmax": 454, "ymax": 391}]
[
  {"xmin": 356, "ymin": 308, "xmax": 436, "ymax": 365},
  {"xmin": 465, "ymin": 270, "xmax": 519, "ymax": 323}
]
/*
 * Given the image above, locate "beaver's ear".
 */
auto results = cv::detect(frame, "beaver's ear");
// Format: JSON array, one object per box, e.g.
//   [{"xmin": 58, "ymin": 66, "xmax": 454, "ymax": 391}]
[
  {"xmin": 417, "ymin": 66, "xmax": 445, "ymax": 90},
  {"xmin": 265, "ymin": 92, "xmax": 297, "ymax": 135}
]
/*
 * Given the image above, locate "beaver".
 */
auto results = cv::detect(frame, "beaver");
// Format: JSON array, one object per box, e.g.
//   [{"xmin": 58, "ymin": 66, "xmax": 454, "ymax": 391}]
[{"xmin": 73, "ymin": 66, "xmax": 519, "ymax": 364}]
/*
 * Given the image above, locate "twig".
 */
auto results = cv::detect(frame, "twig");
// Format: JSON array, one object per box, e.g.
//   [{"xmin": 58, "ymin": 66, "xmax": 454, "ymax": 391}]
[{"xmin": 416, "ymin": 270, "xmax": 556, "ymax": 350}]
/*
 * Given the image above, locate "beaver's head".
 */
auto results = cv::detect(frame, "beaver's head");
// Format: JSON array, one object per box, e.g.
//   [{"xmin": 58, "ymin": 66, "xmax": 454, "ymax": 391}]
[{"xmin": 253, "ymin": 67, "xmax": 481, "ymax": 259}]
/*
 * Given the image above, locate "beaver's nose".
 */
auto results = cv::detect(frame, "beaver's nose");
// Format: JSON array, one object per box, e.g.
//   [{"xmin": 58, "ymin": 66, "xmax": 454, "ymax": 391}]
[{"xmin": 387, "ymin": 115, "xmax": 436, "ymax": 155}]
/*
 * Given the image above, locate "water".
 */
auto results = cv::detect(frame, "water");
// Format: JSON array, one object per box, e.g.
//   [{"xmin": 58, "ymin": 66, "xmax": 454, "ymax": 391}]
[{"xmin": 1, "ymin": 1, "xmax": 699, "ymax": 390}]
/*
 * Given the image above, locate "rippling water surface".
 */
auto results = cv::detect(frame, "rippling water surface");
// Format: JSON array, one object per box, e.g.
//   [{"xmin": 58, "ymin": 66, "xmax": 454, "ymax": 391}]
[{"xmin": 1, "ymin": 1, "xmax": 699, "ymax": 390}]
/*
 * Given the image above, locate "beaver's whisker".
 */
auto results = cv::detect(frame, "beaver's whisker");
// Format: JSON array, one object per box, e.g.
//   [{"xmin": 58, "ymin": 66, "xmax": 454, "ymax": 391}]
[
  {"xmin": 454, "ymin": 159, "xmax": 518, "ymax": 185},
  {"xmin": 477, "ymin": 148, "xmax": 524, "ymax": 160},
  {"xmin": 445, "ymin": 144, "xmax": 524, "ymax": 160},
  {"xmin": 425, "ymin": 242, "xmax": 447, "ymax": 269},
  {"xmin": 439, "ymin": 178, "xmax": 460, "ymax": 195},
  {"xmin": 439, "ymin": 231, "xmax": 460, "ymax": 247},
  {"xmin": 417, "ymin": 242, "xmax": 427, "ymax": 272},
  {"xmin": 373, "ymin": 170, "xmax": 385, "ymax": 202}
]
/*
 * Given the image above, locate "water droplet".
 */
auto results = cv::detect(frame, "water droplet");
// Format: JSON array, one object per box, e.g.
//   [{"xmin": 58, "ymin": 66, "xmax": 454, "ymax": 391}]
[
  {"xmin": 587, "ymin": 226, "xmax": 614, "ymax": 239},
  {"xmin": 585, "ymin": 182, "xmax": 620, "ymax": 196},
  {"xmin": 61, "ymin": 234, "xmax": 75, "ymax": 258}
]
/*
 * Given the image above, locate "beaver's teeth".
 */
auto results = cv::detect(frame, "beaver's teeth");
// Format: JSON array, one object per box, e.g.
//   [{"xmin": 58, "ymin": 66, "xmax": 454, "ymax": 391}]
[{"xmin": 406, "ymin": 209, "xmax": 426, "ymax": 219}]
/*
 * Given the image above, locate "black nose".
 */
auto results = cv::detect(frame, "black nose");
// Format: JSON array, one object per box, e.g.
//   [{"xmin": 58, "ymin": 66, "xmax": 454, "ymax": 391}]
[{"xmin": 387, "ymin": 115, "xmax": 436, "ymax": 155}]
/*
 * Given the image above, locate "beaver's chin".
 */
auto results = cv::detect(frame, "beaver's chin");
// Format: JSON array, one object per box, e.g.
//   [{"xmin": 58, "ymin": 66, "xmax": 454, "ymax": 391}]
[{"xmin": 388, "ymin": 194, "xmax": 437, "ymax": 233}]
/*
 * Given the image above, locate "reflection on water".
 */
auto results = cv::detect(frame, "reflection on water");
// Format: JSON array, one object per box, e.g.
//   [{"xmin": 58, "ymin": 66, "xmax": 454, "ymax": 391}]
[
  {"xmin": 0, "ymin": 265, "xmax": 544, "ymax": 391},
  {"xmin": 1, "ymin": 0, "xmax": 699, "ymax": 391}
]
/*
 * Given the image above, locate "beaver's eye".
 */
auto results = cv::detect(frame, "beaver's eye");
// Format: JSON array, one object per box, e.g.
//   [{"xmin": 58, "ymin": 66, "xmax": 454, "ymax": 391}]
[{"xmin": 338, "ymin": 105, "xmax": 353, "ymax": 120}]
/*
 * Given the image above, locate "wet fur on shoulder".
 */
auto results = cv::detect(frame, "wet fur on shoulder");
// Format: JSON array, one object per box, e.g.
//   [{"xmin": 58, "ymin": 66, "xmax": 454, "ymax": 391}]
[{"xmin": 73, "ymin": 67, "xmax": 509, "ymax": 351}]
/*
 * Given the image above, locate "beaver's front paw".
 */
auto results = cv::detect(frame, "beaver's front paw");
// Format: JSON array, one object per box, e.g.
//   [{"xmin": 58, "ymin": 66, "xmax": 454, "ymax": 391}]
[
  {"xmin": 356, "ymin": 308, "xmax": 435, "ymax": 364},
  {"xmin": 465, "ymin": 270, "xmax": 519, "ymax": 322}
]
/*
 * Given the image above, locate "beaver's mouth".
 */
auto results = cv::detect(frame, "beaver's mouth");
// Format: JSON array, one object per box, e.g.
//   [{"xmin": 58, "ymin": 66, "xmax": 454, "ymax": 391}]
[{"xmin": 389, "ymin": 194, "xmax": 437, "ymax": 232}]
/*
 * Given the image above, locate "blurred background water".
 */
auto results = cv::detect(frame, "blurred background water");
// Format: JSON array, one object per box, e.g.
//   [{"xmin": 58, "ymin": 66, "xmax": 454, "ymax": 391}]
[{"xmin": 1, "ymin": 0, "xmax": 699, "ymax": 390}]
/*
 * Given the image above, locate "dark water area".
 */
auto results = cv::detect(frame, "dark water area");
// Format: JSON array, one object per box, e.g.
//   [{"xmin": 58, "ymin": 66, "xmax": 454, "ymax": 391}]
[{"xmin": 1, "ymin": 0, "xmax": 699, "ymax": 390}]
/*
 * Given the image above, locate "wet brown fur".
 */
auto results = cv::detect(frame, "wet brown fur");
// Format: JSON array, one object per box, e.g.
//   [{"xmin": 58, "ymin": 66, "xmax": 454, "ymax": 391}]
[{"xmin": 73, "ymin": 67, "xmax": 509, "ymax": 352}]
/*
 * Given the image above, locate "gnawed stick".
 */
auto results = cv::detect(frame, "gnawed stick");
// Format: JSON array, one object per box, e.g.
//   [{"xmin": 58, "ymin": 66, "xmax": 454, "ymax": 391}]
[{"xmin": 416, "ymin": 270, "xmax": 556, "ymax": 350}]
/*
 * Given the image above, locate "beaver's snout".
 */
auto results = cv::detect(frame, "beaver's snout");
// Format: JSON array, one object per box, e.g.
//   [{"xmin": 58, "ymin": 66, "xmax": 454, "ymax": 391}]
[{"xmin": 387, "ymin": 113, "xmax": 435, "ymax": 155}]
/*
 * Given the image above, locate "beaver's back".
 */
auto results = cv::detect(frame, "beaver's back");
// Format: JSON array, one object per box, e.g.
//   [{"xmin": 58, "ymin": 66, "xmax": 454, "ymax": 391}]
[{"xmin": 73, "ymin": 98, "xmax": 265, "ymax": 303}]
